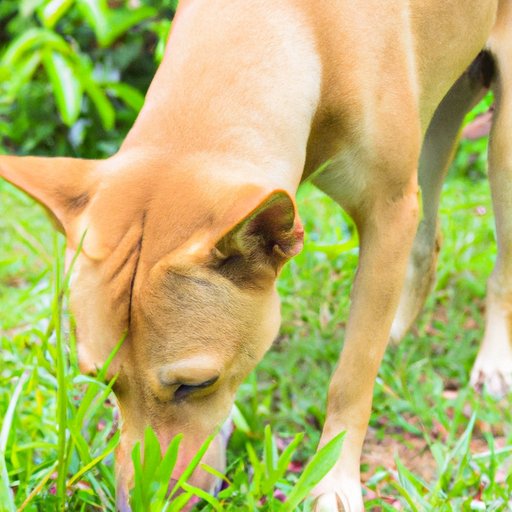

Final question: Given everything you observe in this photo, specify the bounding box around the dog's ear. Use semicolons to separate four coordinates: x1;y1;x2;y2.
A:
213;190;304;278
0;155;98;239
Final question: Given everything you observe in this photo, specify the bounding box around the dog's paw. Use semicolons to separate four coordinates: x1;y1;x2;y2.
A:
311;481;363;512
312;493;347;512
470;358;512;398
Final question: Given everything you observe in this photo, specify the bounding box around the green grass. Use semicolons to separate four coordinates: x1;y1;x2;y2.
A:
1;166;511;510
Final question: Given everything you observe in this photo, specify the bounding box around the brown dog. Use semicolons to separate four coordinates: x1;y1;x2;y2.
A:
1;1;511;510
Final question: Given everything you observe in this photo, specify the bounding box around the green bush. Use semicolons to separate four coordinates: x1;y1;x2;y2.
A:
0;0;177;157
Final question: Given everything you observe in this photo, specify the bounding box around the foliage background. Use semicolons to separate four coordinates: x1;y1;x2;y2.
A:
0;0;176;158
1;1;511;511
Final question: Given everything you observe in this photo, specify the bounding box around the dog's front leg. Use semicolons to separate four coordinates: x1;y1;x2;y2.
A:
312;169;420;511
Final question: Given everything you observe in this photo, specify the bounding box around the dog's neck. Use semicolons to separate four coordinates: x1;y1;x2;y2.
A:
118;0;322;195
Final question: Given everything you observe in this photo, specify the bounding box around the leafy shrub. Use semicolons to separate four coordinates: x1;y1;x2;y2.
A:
0;0;177;157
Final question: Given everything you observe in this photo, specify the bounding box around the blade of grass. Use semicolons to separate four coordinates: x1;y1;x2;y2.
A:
392;456;430;510
152;434;183;504
199;463;232;487
17;461;58;512
0;370;30;512
263;424;277;485
0;371;30;453
52;233;68;510
165;491;194;512
274;432;304;484
73;339;123;429
67;431;119;488
167;433;216;501
181;482;221;510
284;431;345;511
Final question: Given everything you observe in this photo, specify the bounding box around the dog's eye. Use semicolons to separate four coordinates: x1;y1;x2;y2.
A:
174;376;219;401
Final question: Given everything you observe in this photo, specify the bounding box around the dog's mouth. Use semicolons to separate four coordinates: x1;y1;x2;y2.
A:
116;418;233;510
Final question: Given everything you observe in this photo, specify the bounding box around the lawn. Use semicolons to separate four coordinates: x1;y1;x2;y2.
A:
1;152;511;510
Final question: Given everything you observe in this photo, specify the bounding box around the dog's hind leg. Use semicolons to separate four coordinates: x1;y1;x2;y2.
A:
390;61;489;342
471;3;512;397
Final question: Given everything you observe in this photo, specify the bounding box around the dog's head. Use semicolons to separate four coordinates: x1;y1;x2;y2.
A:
0;153;303;506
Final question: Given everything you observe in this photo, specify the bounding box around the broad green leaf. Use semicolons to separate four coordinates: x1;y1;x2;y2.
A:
14;51;42;83
39;0;74;28
107;7;157;47
77;0;109;46
82;78;115;129
1;52;42;101
20;0;45;17
2;28;70;65
0;66;10;83
106;82;144;112
42;50;83;126
150;19;172;63
78;0;156;47
284;431;345;511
